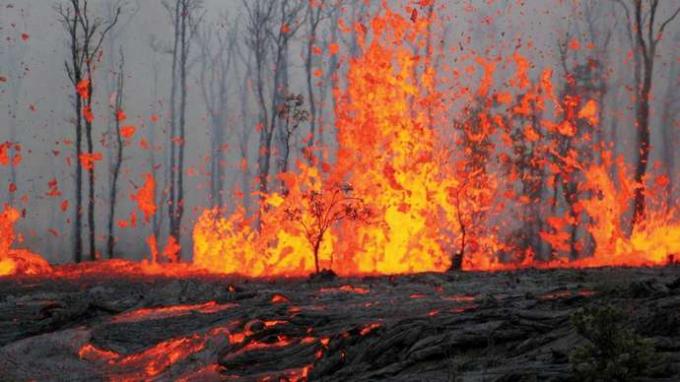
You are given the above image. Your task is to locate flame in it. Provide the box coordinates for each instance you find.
[192,3,680,277]
[0,205,51,277]
[0,4,677,279]
[194,6,457,277]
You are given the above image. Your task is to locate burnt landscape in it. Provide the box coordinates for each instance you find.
[1,265,679,381]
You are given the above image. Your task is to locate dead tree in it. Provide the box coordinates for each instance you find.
[659,32,679,208]
[581,0,615,161]
[303,0,332,154]
[57,0,121,262]
[546,34,603,259]
[271,1,306,179]
[243,0,276,207]
[612,0,680,228]
[106,49,125,259]
[277,93,310,180]
[163,0,204,259]
[501,91,548,259]
[448,104,495,269]
[284,183,369,274]
[244,0,306,209]
[197,14,238,209]
[147,40,164,243]
[234,40,254,215]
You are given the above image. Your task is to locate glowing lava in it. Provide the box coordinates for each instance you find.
[0,205,51,277]
[192,3,680,277]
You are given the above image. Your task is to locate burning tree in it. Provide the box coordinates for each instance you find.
[284,183,370,275]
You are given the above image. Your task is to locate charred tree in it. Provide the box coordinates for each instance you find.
[659,32,679,208]
[197,15,238,209]
[106,50,125,260]
[277,94,310,180]
[163,0,203,260]
[270,1,305,187]
[612,0,680,229]
[234,44,254,215]
[243,0,275,207]
[546,34,603,259]
[57,0,121,262]
[303,0,331,155]
[449,103,495,269]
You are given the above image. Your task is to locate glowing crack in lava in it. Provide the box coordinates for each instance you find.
[193,4,680,277]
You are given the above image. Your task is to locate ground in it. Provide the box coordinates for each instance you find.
[1,264,679,381]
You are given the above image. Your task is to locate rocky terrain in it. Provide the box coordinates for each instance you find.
[1,265,679,381]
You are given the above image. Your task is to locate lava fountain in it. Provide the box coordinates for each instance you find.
[192,3,680,277]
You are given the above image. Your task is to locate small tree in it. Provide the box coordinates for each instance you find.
[284,183,370,274]
[571,305,655,381]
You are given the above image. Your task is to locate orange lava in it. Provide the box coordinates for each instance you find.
[2,4,679,281]
[112,301,238,324]
[191,3,680,277]
[319,285,370,295]
[0,205,51,277]
[78,328,229,381]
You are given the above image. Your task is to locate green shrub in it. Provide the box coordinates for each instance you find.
[570,305,654,381]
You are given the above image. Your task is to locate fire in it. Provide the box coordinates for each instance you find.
[194,6,457,277]
[190,3,680,277]
[0,3,677,279]
[0,205,51,277]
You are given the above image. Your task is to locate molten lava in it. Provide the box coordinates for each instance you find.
[0,205,51,277]
[192,4,680,277]
[3,3,680,279]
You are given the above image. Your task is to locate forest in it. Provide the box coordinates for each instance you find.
[1,1,680,380]
[2,0,679,275]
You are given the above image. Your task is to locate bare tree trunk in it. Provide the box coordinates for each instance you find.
[59,4,84,263]
[164,0,202,260]
[615,0,680,230]
[659,51,679,207]
[632,57,653,227]
[74,89,84,264]
[107,51,125,259]
[84,72,97,261]
[167,0,180,257]
[304,2,324,153]
[174,0,189,258]
[59,0,121,262]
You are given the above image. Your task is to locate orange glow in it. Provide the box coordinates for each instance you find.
[131,173,156,223]
[190,3,680,277]
[78,333,212,381]
[319,285,369,295]
[0,205,50,277]
[111,301,237,324]
[194,6,457,276]
[271,293,290,304]
[1,4,678,280]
